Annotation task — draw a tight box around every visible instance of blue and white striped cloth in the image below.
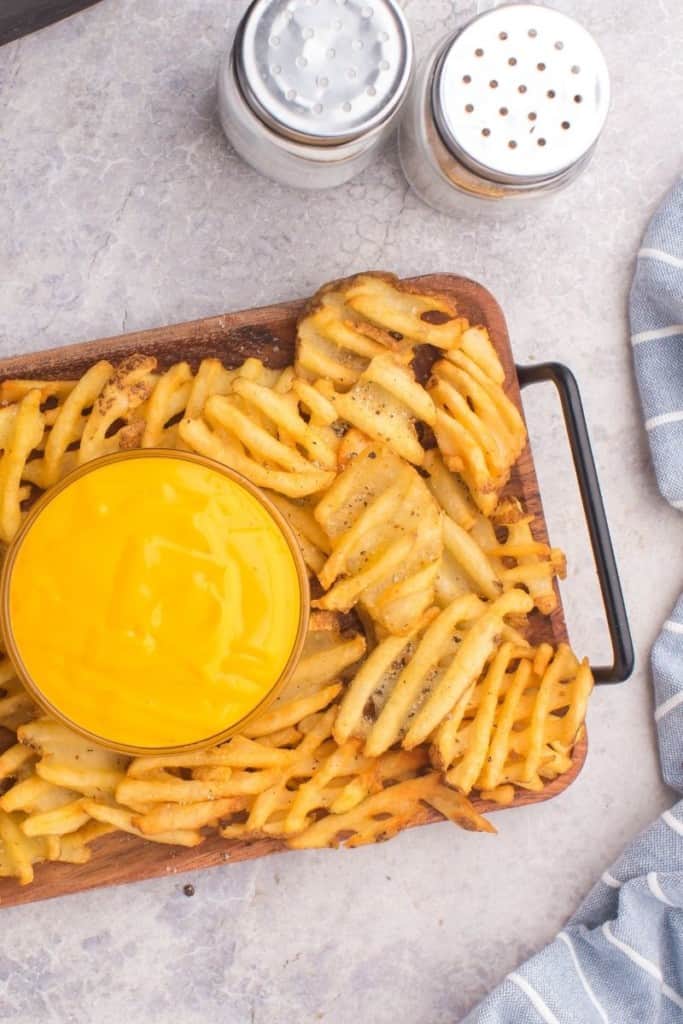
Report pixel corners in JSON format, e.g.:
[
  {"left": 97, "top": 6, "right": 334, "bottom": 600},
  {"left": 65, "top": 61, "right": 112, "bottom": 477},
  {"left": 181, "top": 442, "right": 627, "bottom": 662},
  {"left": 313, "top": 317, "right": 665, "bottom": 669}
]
[{"left": 463, "top": 177, "right": 683, "bottom": 1023}]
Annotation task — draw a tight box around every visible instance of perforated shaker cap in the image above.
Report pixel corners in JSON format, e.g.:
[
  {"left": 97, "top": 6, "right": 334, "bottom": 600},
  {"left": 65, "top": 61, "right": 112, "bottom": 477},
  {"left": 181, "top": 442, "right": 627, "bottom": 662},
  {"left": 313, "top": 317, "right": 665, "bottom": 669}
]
[
  {"left": 234, "top": 0, "right": 413, "bottom": 145},
  {"left": 433, "top": 4, "right": 610, "bottom": 185}
]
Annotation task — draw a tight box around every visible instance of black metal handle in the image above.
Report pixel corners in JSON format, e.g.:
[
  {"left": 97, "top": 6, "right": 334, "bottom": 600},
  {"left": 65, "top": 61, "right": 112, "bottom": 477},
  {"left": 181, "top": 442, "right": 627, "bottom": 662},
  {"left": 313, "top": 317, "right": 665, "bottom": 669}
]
[{"left": 516, "top": 361, "right": 634, "bottom": 684}]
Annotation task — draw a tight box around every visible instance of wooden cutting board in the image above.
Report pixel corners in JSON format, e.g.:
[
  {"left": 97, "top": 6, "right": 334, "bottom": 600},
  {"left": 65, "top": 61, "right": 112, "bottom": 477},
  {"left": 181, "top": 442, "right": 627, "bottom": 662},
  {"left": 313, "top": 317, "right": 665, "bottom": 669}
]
[{"left": 0, "top": 274, "right": 586, "bottom": 907}]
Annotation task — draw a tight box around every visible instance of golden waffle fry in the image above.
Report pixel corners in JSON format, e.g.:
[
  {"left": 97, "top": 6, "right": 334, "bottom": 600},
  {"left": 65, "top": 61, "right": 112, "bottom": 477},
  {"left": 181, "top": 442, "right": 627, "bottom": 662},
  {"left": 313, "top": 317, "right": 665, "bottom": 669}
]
[
  {"left": 449, "top": 325, "right": 506, "bottom": 385},
  {"left": 182, "top": 358, "right": 235, "bottom": 421},
  {"left": 77, "top": 354, "right": 157, "bottom": 465},
  {"left": 422, "top": 448, "right": 477, "bottom": 530},
  {"left": 56, "top": 821, "right": 115, "bottom": 864},
  {"left": 344, "top": 274, "right": 465, "bottom": 350},
  {"left": 422, "top": 462, "right": 564, "bottom": 612},
  {"left": 0, "top": 389, "right": 44, "bottom": 542},
  {"left": 287, "top": 772, "right": 494, "bottom": 849},
  {"left": 329, "top": 353, "right": 435, "bottom": 466},
  {"left": 413, "top": 589, "right": 533, "bottom": 756},
  {"left": 238, "top": 708, "right": 337, "bottom": 837},
  {"left": 21, "top": 798, "right": 91, "bottom": 838},
  {"left": 19, "top": 355, "right": 180, "bottom": 489},
  {"left": 20, "top": 361, "right": 114, "bottom": 488},
  {"left": 338, "top": 590, "right": 532, "bottom": 758},
  {"left": 80, "top": 799, "right": 202, "bottom": 848},
  {"left": 243, "top": 684, "right": 342, "bottom": 739},
  {"left": 438, "top": 514, "right": 503, "bottom": 603},
  {"left": 295, "top": 273, "right": 465, "bottom": 390},
  {"left": 488, "top": 499, "right": 566, "bottom": 614},
  {"left": 133, "top": 796, "right": 248, "bottom": 836},
  {"left": 296, "top": 292, "right": 389, "bottom": 389},
  {"left": 179, "top": 369, "right": 338, "bottom": 498},
  {"left": 0, "top": 809, "right": 59, "bottom": 884},
  {"left": 267, "top": 492, "right": 331, "bottom": 574},
  {"left": 141, "top": 361, "right": 193, "bottom": 448},
  {"left": 284, "top": 742, "right": 428, "bottom": 835},
  {"left": 0, "top": 742, "right": 34, "bottom": 781},
  {"left": 0, "top": 773, "right": 64, "bottom": 814},
  {"left": 0, "top": 378, "right": 77, "bottom": 407},
  {"left": 117, "top": 774, "right": 246, "bottom": 808},
  {"left": 313, "top": 443, "right": 442, "bottom": 634},
  {"left": 18, "top": 718, "right": 129, "bottom": 799},
  {"left": 429, "top": 343, "right": 526, "bottom": 515},
  {"left": 273, "top": 609, "right": 366, "bottom": 704},
  {"left": 440, "top": 643, "right": 593, "bottom": 793}
]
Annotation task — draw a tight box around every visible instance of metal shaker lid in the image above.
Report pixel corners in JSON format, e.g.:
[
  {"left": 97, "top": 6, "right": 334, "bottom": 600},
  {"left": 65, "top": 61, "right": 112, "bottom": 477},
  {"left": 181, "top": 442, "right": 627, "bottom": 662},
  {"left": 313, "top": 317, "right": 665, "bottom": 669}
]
[
  {"left": 432, "top": 4, "right": 610, "bottom": 186},
  {"left": 234, "top": 0, "right": 413, "bottom": 146}
]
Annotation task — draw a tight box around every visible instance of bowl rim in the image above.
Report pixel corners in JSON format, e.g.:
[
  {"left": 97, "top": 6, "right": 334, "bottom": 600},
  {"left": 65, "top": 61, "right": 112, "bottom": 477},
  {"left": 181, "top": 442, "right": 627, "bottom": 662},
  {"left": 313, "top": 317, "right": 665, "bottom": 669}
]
[{"left": 0, "top": 448, "right": 311, "bottom": 756}]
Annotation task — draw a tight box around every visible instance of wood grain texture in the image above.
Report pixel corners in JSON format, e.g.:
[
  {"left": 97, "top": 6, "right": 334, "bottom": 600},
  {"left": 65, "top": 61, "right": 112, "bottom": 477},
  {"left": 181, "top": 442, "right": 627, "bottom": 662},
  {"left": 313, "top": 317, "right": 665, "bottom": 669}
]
[{"left": 0, "top": 274, "right": 587, "bottom": 907}]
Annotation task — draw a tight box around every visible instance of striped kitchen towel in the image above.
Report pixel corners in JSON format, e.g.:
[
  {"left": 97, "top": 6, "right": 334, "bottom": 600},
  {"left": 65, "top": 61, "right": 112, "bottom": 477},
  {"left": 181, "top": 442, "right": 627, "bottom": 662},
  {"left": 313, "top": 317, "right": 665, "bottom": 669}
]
[
  {"left": 462, "top": 177, "right": 683, "bottom": 1023},
  {"left": 631, "top": 177, "right": 683, "bottom": 510}
]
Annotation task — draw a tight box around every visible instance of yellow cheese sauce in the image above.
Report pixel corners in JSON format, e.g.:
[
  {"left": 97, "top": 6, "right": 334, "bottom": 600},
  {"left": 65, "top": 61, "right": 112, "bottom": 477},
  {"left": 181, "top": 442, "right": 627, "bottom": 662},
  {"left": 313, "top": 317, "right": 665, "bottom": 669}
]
[{"left": 5, "top": 454, "right": 303, "bottom": 750}]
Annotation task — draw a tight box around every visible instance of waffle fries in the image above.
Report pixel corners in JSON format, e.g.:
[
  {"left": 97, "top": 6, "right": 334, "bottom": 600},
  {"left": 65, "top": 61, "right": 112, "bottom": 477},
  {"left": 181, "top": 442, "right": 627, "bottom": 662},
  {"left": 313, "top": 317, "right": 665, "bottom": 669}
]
[
  {"left": 0, "top": 271, "right": 592, "bottom": 888},
  {"left": 429, "top": 348, "right": 527, "bottom": 516},
  {"left": 295, "top": 272, "right": 466, "bottom": 389}
]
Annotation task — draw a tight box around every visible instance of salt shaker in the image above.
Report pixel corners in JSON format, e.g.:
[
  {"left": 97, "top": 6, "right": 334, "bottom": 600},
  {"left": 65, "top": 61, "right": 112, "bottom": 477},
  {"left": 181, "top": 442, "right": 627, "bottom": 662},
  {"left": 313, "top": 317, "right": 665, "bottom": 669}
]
[
  {"left": 398, "top": 3, "right": 610, "bottom": 215},
  {"left": 218, "top": 0, "right": 414, "bottom": 190}
]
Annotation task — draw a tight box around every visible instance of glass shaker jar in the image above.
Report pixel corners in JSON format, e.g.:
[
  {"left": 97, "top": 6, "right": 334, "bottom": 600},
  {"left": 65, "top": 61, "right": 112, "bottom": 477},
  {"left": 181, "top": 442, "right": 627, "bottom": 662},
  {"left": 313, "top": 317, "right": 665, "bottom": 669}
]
[
  {"left": 399, "top": 3, "right": 610, "bottom": 215},
  {"left": 218, "top": 0, "right": 414, "bottom": 190}
]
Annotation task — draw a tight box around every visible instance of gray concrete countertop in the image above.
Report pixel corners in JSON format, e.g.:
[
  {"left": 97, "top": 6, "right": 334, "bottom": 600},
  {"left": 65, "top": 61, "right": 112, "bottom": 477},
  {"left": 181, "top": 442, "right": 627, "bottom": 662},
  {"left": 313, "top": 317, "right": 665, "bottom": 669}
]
[{"left": 0, "top": 2, "right": 681, "bottom": 1021}]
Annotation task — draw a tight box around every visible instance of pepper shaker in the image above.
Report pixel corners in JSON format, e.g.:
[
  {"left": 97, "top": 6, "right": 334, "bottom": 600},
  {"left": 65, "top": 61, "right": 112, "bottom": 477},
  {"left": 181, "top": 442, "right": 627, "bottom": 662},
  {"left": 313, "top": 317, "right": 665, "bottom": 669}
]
[{"left": 398, "top": 3, "right": 610, "bottom": 215}]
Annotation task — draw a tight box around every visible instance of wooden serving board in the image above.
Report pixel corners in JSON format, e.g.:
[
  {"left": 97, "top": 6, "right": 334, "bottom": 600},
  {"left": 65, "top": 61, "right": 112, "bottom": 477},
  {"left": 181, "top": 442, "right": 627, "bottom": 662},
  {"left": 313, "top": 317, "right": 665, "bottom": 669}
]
[{"left": 0, "top": 274, "right": 586, "bottom": 907}]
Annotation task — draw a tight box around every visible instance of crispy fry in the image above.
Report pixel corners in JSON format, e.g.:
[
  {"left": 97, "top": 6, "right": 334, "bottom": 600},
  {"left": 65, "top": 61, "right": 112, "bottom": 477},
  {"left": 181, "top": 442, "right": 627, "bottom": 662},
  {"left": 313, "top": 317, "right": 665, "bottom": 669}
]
[
  {"left": 314, "top": 443, "right": 442, "bottom": 634},
  {"left": 430, "top": 345, "right": 526, "bottom": 515},
  {"left": 489, "top": 499, "right": 566, "bottom": 614},
  {"left": 81, "top": 799, "right": 202, "bottom": 847},
  {"left": 0, "top": 378, "right": 76, "bottom": 407},
  {"left": 363, "top": 594, "right": 485, "bottom": 756},
  {"left": 134, "top": 797, "right": 247, "bottom": 836},
  {"left": 56, "top": 821, "right": 115, "bottom": 864},
  {"left": 440, "top": 515, "right": 502, "bottom": 602},
  {"left": 179, "top": 367, "right": 339, "bottom": 498},
  {"left": 179, "top": 415, "right": 333, "bottom": 497},
  {"left": 285, "top": 743, "right": 428, "bottom": 835},
  {"left": 21, "top": 799, "right": 91, "bottom": 838},
  {"left": 439, "top": 643, "right": 592, "bottom": 795},
  {"left": 267, "top": 492, "right": 331, "bottom": 574},
  {"left": 0, "top": 809, "right": 53, "bottom": 884},
  {"left": 422, "top": 448, "right": 477, "bottom": 530},
  {"left": 297, "top": 299, "right": 387, "bottom": 389},
  {"left": 141, "top": 361, "right": 193, "bottom": 447},
  {"left": 274, "top": 609, "right": 366, "bottom": 705},
  {"left": 295, "top": 272, "right": 464, "bottom": 390},
  {"left": 412, "top": 589, "right": 533, "bottom": 754},
  {"left": 330, "top": 354, "right": 434, "bottom": 466},
  {"left": 0, "top": 742, "right": 34, "bottom": 781},
  {"left": 242, "top": 708, "right": 337, "bottom": 836},
  {"left": 77, "top": 355, "right": 157, "bottom": 465},
  {"left": 344, "top": 274, "right": 465, "bottom": 350},
  {"left": 243, "top": 683, "right": 342, "bottom": 739},
  {"left": 287, "top": 772, "right": 493, "bottom": 849},
  {"left": 18, "top": 718, "right": 129, "bottom": 799},
  {"left": 0, "top": 389, "right": 44, "bottom": 542},
  {"left": 21, "top": 361, "right": 114, "bottom": 488},
  {"left": 441, "top": 642, "right": 517, "bottom": 793},
  {"left": 449, "top": 325, "right": 505, "bottom": 384}
]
